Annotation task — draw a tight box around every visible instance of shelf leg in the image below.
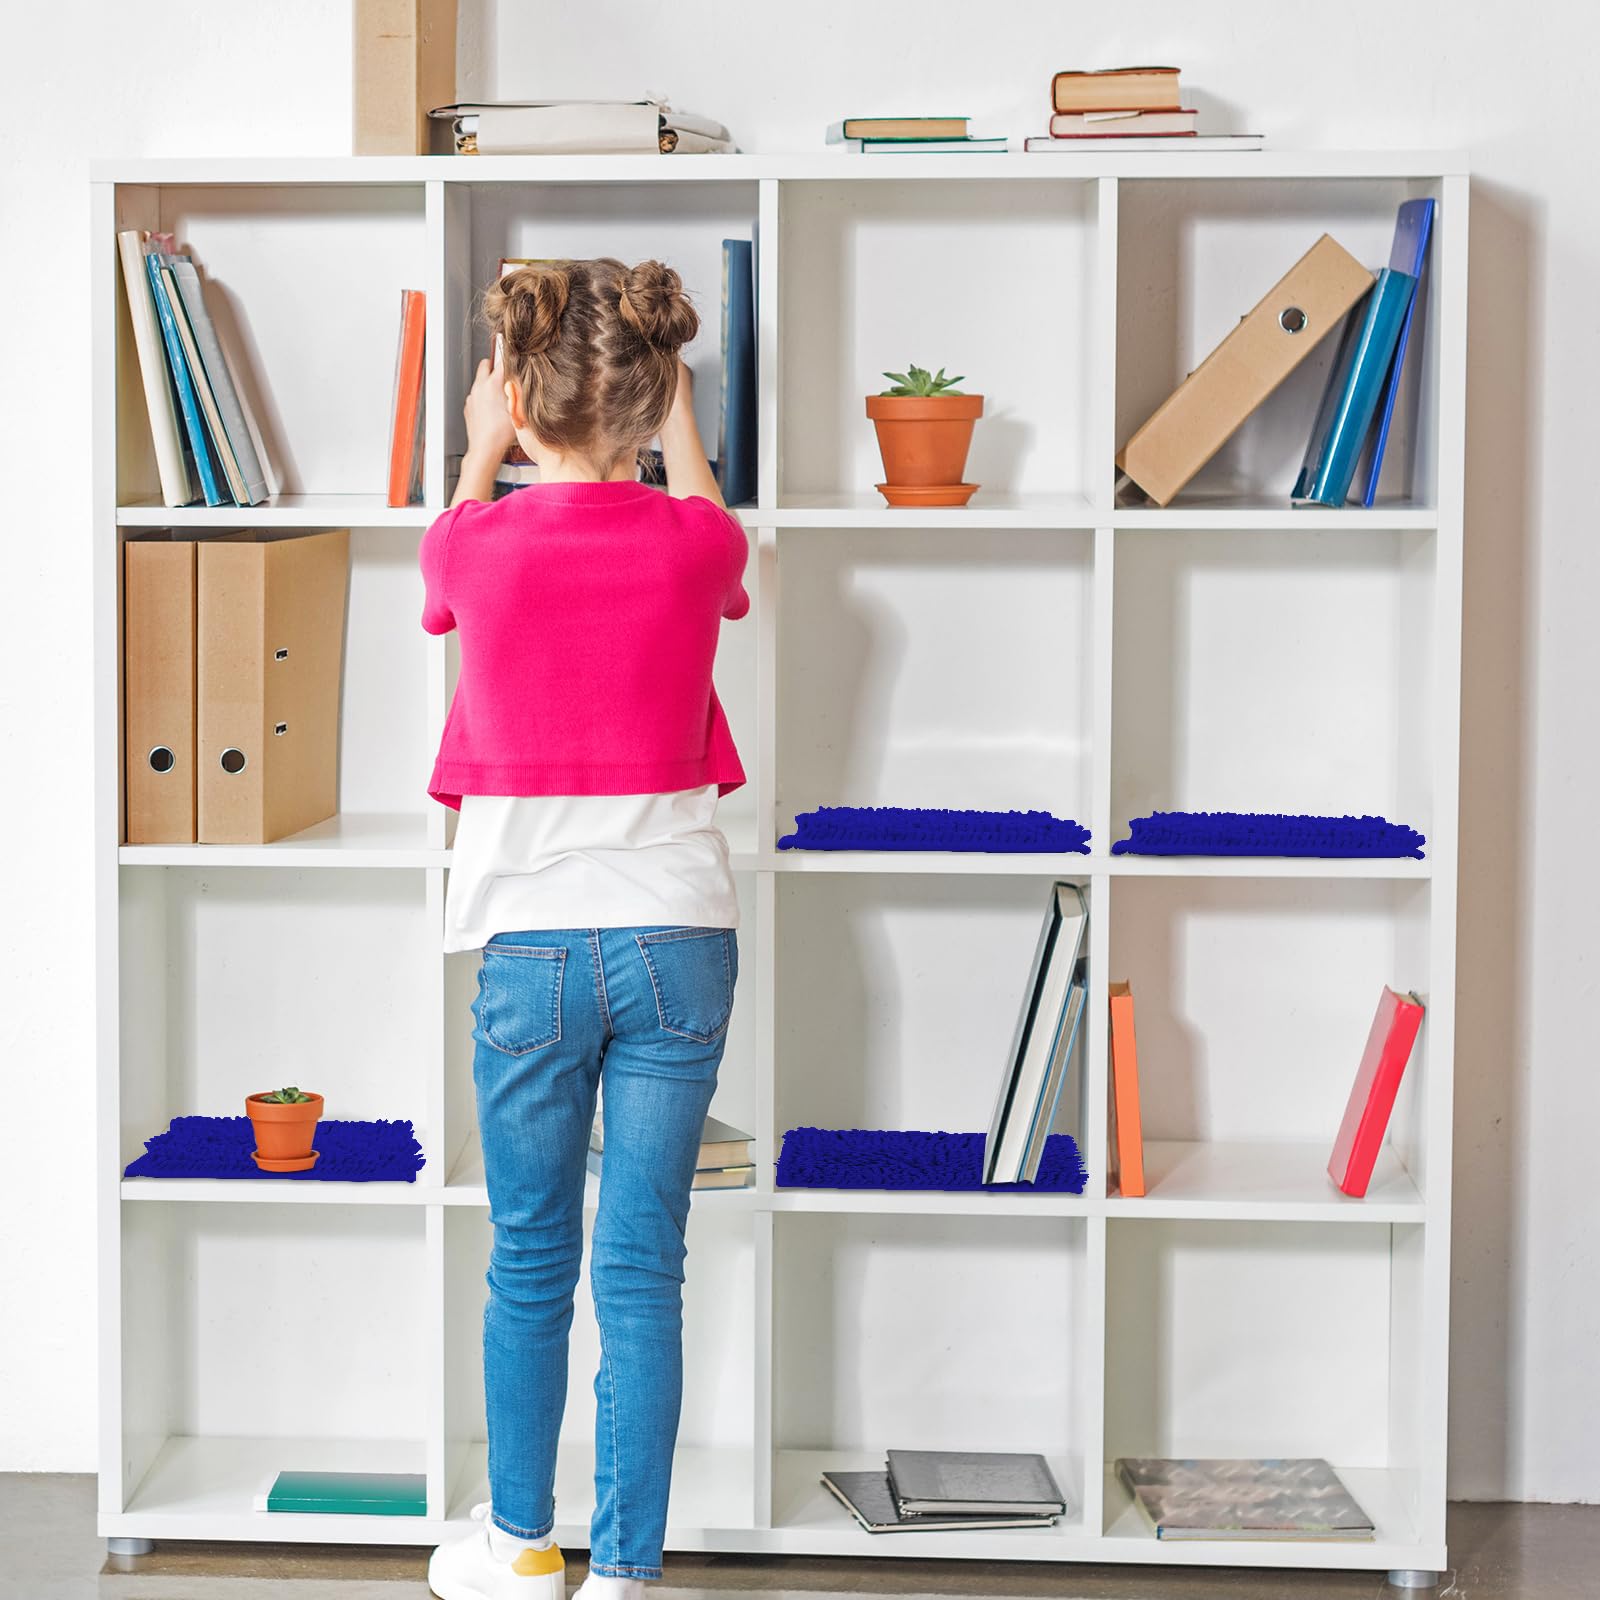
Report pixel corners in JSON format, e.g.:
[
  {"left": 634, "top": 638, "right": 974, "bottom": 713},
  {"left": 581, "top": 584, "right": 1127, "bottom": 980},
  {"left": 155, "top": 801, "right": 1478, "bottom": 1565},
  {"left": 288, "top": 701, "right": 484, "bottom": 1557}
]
[
  {"left": 106, "top": 1536, "right": 154, "bottom": 1557},
  {"left": 1387, "top": 1570, "right": 1440, "bottom": 1590}
]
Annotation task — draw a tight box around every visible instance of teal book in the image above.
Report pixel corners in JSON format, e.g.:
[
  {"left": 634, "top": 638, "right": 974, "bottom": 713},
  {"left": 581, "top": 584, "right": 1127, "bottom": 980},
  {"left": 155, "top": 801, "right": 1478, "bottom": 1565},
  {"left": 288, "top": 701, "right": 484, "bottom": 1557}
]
[
  {"left": 146, "top": 251, "right": 226, "bottom": 507},
  {"left": 1292, "top": 267, "right": 1417, "bottom": 508},
  {"left": 258, "top": 1470, "right": 426, "bottom": 1516}
]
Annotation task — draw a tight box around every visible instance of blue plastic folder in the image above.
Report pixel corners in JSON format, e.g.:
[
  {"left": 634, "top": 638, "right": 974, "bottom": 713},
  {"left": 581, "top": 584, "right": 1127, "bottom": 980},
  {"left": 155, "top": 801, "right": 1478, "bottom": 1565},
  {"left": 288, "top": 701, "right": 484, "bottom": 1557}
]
[
  {"left": 1292, "top": 267, "right": 1417, "bottom": 508},
  {"left": 1361, "top": 199, "right": 1435, "bottom": 506}
]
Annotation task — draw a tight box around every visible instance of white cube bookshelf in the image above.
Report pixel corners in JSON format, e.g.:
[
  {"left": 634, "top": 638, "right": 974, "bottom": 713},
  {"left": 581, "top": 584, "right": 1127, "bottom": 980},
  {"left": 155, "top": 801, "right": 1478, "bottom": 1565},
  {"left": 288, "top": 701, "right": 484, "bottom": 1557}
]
[{"left": 94, "top": 151, "right": 1466, "bottom": 1583}]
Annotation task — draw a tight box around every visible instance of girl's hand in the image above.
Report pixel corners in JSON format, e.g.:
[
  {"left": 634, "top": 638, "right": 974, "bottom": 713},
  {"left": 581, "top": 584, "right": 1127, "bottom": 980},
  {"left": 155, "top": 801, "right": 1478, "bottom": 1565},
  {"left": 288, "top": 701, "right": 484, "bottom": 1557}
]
[{"left": 463, "top": 348, "right": 518, "bottom": 464}]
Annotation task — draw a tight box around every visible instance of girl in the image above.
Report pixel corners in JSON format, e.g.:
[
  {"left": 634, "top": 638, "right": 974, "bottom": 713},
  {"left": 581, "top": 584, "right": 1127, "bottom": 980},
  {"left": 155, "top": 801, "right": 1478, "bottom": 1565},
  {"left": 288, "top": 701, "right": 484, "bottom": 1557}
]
[{"left": 424, "top": 259, "right": 748, "bottom": 1600}]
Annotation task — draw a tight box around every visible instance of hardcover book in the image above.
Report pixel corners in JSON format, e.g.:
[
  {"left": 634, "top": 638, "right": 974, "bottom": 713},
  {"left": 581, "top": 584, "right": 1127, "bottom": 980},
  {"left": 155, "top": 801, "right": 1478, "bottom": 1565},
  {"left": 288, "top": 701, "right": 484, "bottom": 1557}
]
[
  {"left": 255, "top": 1470, "right": 426, "bottom": 1516},
  {"left": 886, "top": 1449, "right": 1068, "bottom": 1516},
  {"left": 1108, "top": 980, "right": 1145, "bottom": 1197},
  {"left": 983, "top": 882, "right": 1089, "bottom": 1185},
  {"left": 821, "top": 1469, "right": 1059, "bottom": 1532},
  {"left": 1328, "top": 986, "right": 1425, "bottom": 1196},
  {"left": 1115, "top": 1458, "right": 1374, "bottom": 1541}
]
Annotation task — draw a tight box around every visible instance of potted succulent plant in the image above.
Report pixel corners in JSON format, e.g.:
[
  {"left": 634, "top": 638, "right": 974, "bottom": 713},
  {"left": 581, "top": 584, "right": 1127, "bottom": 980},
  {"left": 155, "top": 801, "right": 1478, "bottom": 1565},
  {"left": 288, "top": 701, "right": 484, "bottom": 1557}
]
[
  {"left": 865, "top": 363, "right": 985, "bottom": 507},
  {"left": 246, "top": 1086, "right": 324, "bottom": 1172}
]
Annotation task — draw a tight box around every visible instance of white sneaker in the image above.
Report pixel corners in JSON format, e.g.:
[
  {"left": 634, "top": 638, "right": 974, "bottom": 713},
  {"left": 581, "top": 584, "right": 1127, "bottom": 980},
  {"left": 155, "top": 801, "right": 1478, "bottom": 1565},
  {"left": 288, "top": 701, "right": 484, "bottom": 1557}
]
[{"left": 428, "top": 1503, "right": 565, "bottom": 1600}]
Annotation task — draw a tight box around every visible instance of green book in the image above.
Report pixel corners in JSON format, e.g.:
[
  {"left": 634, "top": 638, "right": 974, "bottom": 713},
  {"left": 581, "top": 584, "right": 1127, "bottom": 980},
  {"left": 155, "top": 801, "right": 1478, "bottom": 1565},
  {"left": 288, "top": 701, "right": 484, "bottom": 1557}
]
[{"left": 258, "top": 1470, "right": 426, "bottom": 1516}]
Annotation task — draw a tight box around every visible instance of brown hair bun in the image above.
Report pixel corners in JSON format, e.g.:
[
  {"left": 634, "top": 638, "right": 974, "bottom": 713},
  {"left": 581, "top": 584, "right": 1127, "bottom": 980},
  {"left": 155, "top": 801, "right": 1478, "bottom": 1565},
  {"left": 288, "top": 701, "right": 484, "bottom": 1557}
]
[
  {"left": 617, "top": 260, "right": 698, "bottom": 353},
  {"left": 486, "top": 263, "right": 569, "bottom": 355}
]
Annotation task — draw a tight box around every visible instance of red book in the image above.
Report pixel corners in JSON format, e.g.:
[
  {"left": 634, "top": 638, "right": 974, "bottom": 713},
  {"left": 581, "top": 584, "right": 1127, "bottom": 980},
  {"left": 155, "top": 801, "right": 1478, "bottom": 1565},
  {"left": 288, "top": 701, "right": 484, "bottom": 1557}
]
[
  {"left": 1328, "top": 987, "right": 1425, "bottom": 1197},
  {"left": 386, "top": 290, "right": 426, "bottom": 508}
]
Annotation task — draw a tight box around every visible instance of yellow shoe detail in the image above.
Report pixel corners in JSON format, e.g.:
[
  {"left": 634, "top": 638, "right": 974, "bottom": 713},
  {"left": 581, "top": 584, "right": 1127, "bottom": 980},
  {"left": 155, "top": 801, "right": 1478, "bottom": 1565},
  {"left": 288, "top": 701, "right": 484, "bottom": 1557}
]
[{"left": 512, "top": 1543, "right": 564, "bottom": 1577}]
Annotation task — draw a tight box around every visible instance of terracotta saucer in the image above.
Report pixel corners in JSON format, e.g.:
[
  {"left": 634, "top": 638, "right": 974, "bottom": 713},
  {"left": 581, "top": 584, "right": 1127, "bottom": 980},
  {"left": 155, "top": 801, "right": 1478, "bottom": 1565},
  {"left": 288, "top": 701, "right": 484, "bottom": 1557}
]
[
  {"left": 252, "top": 1149, "right": 320, "bottom": 1173},
  {"left": 876, "top": 482, "right": 979, "bottom": 508}
]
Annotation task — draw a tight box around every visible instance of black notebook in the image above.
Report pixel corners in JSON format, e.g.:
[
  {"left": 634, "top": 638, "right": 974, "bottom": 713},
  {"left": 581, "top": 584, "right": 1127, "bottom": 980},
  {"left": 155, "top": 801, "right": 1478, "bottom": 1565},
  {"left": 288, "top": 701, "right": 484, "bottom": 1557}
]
[
  {"left": 820, "top": 1470, "right": 1059, "bottom": 1533},
  {"left": 885, "top": 1449, "right": 1068, "bottom": 1516}
]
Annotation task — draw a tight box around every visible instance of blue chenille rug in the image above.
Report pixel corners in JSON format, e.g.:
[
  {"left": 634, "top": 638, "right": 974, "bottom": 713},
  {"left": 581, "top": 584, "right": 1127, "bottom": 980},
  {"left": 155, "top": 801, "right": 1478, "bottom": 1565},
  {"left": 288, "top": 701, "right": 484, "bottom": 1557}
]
[
  {"left": 777, "top": 807, "right": 1091, "bottom": 853},
  {"left": 123, "top": 1116, "right": 426, "bottom": 1182},
  {"left": 775, "top": 1127, "right": 1088, "bottom": 1193},
  {"left": 1111, "top": 810, "right": 1426, "bottom": 859}
]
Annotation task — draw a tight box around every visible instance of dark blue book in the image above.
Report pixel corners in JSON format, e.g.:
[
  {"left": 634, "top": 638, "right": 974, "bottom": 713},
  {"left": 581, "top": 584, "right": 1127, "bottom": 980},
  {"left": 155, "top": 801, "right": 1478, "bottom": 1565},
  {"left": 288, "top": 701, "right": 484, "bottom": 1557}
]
[
  {"left": 1291, "top": 267, "right": 1416, "bottom": 508},
  {"left": 146, "top": 251, "right": 226, "bottom": 506},
  {"left": 716, "top": 239, "right": 756, "bottom": 507},
  {"left": 1360, "top": 198, "right": 1435, "bottom": 507}
]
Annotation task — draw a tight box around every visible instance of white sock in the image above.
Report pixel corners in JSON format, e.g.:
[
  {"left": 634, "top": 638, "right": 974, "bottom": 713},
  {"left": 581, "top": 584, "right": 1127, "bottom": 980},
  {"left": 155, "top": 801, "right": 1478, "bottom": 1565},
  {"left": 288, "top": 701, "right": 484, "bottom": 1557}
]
[
  {"left": 487, "top": 1519, "right": 556, "bottom": 1563},
  {"left": 575, "top": 1578, "right": 646, "bottom": 1600}
]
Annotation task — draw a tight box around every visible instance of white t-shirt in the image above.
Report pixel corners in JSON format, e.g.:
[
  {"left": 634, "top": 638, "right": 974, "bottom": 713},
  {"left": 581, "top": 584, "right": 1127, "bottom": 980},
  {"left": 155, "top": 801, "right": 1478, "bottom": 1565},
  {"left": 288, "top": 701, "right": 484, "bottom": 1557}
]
[{"left": 442, "top": 785, "right": 740, "bottom": 954}]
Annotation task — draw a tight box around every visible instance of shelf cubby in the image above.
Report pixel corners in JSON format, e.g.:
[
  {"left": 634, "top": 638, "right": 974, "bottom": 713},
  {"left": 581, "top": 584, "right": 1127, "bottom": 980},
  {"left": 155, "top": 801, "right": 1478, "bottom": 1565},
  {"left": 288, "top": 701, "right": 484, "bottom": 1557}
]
[
  {"left": 116, "top": 867, "right": 440, "bottom": 1185},
  {"left": 1115, "top": 176, "right": 1444, "bottom": 515},
  {"left": 1103, "top": 875, "right": 1432, "bottom": 1201},
  {"left": 774, "top": 873, "right": 1090, "bottom": 1154},
  {"left": 778, "top": 178, "right": 1100, "bottom": 511},
  {"left": 1110, "top": 525, "right": 1436, "bottom": 836},
  {"left": 115, "top": 1202, "right": 427, "bottom": 1535},
  {"left": 771, "top": 1210, "right": 1093, "bottom": 1541},
  {"left": 775, "top": 526, "right": 1095, "bottom": 839},
  {"left": 1103, "top": 1217, "right": 1432, "bottom": 1562},
  {"left": 443, "top": 1204, "right": 757, "bottom": 1536}
]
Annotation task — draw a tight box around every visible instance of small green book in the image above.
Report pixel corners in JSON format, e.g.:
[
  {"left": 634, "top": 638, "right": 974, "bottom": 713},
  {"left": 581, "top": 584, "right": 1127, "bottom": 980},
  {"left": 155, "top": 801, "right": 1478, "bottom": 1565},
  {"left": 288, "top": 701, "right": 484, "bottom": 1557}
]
[{"left": 258, "top": 1470, "right": 426, "bottom": 1516}]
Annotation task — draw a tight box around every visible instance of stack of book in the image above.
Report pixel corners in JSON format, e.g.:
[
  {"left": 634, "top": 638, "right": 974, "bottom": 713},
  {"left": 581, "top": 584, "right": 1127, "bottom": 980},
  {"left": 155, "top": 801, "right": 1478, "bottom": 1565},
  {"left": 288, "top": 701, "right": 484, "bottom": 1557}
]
[
  {"left": 117, "top": 231, "right": 274, "bottom": 509},
  {"left": 1024, "top": 66, "right": 1262, "bottom": 153},
  {"left": 589, "top": 1113, "right": 754, "bottom": 1190},
  {"left": 822, "top": 1450, "right": 1067, "bottom": 1534},
  {"left": 827, "top": 116, "right": 1006, "bottom": 155},
  {"left": 431, "top": 101, "right": 733, "bottom": 156}
]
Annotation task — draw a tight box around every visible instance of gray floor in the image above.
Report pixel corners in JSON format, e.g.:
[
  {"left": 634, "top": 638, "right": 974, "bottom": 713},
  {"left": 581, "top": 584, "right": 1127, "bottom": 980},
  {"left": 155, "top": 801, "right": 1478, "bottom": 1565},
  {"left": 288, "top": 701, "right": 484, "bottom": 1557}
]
[{"left": 2, "top": 1474, "right": 1592, "bottom": 1600}]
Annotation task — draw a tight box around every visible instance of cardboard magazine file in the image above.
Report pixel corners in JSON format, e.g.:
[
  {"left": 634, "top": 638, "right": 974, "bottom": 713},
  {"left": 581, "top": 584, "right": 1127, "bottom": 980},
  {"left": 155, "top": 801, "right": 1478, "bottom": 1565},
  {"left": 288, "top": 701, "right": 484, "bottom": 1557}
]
[
  {"left": 197, "top": 529, "right": 350, "bottom": 845},
  {"left": 353, "top": 0, "right": 457, "bottom": 156},
  {"left": 1116, "top": 234, "right": 1375, "bottom": 507},
  {"left": 124, "top": 531, "right": 199, "bottom": 844}
]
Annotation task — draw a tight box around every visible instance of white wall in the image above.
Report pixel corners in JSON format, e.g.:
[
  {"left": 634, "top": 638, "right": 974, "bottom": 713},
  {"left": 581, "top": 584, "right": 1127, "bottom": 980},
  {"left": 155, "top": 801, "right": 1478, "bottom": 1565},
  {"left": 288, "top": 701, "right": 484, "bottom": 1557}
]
[{"left": 1, "top": 0, "right": 1592, "bottom": 1504}]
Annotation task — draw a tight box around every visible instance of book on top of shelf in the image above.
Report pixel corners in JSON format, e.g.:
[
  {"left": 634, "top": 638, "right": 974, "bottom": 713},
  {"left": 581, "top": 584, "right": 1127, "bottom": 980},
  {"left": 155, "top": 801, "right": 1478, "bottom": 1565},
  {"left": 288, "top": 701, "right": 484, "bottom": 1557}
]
[
  {"left": 852, "top": 137, "right": 1009, "bottom": 154},
  {"left": 1115, "top": 1458, "right": 1374, "bottom": 1541},
  {"left": 1025, "top": 133, "right": 1262, "bottom": 153},
  {"left": 821, "top": 1470, "right": 1059, "bottom": 1533},
  {"left": 1049, "top": 108, "right": 1197, "bottom": 137},
  {"left": 432, "top": 101, "right": 733, "bottom": 156},
  {"left": 254, "top": 1470, "right": 425, "bottom": 1516},
  {"left": 886, "top": 1450, "right": 1068, "bottom": 1517},
  {"left": 1052, "top": 66, "right": 1181, "bottom": 114},
  {"left": 826, "top": 116, "right": 970, "bottom": 141},
  {"left": 1328, "top": 986, "right": 1424, "bottom": 1197},
  {"left": 593, "top": 1111, "right": 751, "bottom": 1168}
]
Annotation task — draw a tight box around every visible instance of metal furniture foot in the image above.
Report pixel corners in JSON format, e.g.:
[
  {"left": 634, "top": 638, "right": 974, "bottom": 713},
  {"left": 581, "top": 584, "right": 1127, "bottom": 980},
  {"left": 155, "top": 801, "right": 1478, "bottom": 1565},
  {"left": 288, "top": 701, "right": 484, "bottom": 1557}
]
[
  {"left": 106, "top": 1536, "right": 154, "bottom": 1556},
  {"left": 1387, "top": 1572, "right": 1439, "bottom": 1591}
]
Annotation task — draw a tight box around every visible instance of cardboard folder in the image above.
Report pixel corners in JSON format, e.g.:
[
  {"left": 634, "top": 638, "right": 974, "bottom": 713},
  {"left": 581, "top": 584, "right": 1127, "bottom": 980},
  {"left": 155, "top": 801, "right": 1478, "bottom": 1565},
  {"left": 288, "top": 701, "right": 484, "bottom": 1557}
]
[
  {"left": 197, "top": 529, "right": 350, "bottom": 844},
  {"left": 123, "top": 532, "right": 199, "bottom": 844},
  {"left": 1116, "top": 234, "right": 1375, "bottom": 507}
]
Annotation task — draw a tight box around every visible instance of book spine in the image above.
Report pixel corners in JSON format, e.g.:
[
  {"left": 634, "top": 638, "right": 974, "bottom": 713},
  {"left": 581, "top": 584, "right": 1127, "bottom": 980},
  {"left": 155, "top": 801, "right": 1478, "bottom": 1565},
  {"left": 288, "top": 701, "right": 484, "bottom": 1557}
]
[{"left": 147, "top": 253, "right": 224, "bottom": 507}]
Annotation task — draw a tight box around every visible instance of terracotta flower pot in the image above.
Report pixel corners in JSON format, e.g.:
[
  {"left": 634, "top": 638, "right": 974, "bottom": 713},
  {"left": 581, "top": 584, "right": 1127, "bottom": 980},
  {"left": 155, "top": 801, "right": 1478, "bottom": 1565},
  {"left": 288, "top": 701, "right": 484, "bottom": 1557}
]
[
  {"left": 866, "top": 393, "right": 985, "bottom": 504},
  {"left": 246, "top": 1091, "right": 324, "bottom": 1171}
]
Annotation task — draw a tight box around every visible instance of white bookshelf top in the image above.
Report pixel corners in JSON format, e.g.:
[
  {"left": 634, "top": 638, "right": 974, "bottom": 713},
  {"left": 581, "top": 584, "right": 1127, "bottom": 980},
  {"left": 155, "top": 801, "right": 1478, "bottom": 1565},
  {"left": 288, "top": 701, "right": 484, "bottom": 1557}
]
[
  {"left": 91, "top": 151, "right": 1469, "bottom": 186},
  {"left": 116, "top": 494, "right": 433, "bottom": 529}
]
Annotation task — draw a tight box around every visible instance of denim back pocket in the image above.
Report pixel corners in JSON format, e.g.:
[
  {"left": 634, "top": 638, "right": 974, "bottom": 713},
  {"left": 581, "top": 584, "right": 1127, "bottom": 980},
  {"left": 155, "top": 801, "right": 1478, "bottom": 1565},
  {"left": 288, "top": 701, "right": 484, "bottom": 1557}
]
[
  {"left": 474, "top": 943, "right": 566, "bottom": 1055},
  {"left": 635, "top": 928, "right": 737, "bottom": 1043}
]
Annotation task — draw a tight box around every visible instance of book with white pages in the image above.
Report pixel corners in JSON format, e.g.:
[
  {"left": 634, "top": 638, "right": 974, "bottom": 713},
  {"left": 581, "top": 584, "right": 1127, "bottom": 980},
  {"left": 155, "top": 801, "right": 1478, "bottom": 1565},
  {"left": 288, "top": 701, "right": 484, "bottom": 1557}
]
[
  {"left": 116, "top": 230, "right": 196, "bottom": 507},
  {"left": 820, "top": 1470, "right": 1059, "bottom": 1533},
  {"left": 983, "top": 881, "right": 1089, "bottom": 1184}
]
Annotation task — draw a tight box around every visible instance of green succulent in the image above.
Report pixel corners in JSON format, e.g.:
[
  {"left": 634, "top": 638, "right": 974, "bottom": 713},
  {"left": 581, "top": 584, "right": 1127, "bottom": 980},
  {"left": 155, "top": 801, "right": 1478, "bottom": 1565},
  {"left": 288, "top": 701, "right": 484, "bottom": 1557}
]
[
  {"left": 258, "top": 1086, "right": 314, "bottom": 1104},
  {"left": 879, "top": 364, "right": 966, "bottom": 397}
]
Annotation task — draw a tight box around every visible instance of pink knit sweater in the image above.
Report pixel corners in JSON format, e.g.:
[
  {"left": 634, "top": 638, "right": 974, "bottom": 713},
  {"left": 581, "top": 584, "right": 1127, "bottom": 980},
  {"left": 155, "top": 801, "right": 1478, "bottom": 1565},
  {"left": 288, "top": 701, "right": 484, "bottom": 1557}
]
[{"left": 419, "top": 482, "right": 749, "bottom": 809}]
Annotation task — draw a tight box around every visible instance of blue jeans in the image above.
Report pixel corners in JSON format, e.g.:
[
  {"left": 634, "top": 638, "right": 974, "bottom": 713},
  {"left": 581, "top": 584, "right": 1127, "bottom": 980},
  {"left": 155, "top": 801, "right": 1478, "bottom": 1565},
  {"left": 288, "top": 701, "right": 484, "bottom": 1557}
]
[{"left": 471, "top": 926, "right": 737, "bottom": 1579}]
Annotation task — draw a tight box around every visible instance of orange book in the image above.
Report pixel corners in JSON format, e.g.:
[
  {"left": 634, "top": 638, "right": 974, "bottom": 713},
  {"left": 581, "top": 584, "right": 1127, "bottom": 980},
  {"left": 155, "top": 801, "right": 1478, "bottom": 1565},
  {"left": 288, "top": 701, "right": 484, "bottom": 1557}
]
[
  {"left": 1108, "top": 981, "right": 1145, "bottom": 1197},
  {"left": 386, "top": 289, "right": 426, "bottom": 507}
]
